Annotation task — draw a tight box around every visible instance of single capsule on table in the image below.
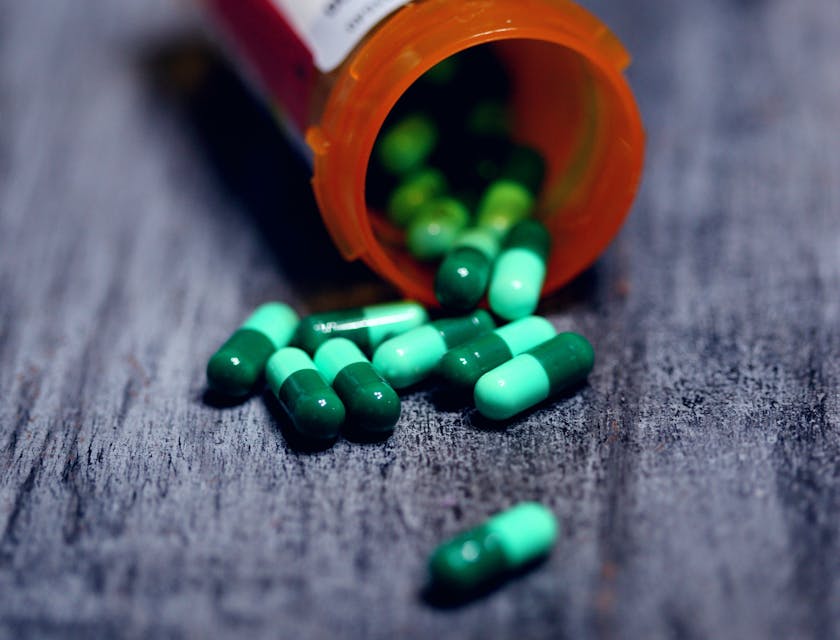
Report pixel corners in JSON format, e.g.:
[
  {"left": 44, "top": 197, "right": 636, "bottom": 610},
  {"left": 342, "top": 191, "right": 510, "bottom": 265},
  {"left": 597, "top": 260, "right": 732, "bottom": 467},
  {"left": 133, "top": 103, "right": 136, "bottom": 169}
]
[
  {"left": 437, "top": 316, "right": 557, "bottom": 391},
  {"left": 314, "top": 338, "right": 401, "bottom": 434},
  {"left": 434, "top": 227, "right": 500, "bottom": 312},
  {"left": 474, "top": 332, "right": 594, "bottom": 421},
  {"left": 206, "top": 302, "right": 299, "bottom": 398},
  {"left": 376, "top": 113, "right": 438, "bottom": 176},
  {"left": 294, "top": 301, "right": 428, "bottom": 355},
  {"left": 406, "top": 197, "right": 470, "bottom": 261},
  {"left": 266, "top": 347, "right": 345, "bottom": 440},
  {"left": 476, "top": 145, "right": 546, "bottom": 239},
  {"left": 429, "top": 502, "right": 558, "bottom": 594},
  {"left": 489, "top": 219, "right": 551, "bottom": 321},
  {"left": 373, "top": 310, "right": 495, "bottom": 389},
  {"left": 387, "top": 169, "right": 447, "bottom": 228}
]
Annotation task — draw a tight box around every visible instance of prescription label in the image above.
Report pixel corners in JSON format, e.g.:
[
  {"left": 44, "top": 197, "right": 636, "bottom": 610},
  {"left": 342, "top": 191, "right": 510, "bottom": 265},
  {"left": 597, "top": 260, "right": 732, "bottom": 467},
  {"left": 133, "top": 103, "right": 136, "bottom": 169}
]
[{"left": 270, "top": 0, "right": 412, "bottom": 71}]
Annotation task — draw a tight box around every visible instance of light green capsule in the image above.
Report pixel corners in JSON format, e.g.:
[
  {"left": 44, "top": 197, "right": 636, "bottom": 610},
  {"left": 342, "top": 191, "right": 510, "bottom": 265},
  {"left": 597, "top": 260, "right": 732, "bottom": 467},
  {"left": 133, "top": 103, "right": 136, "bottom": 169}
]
[
  {"left": 387, "top": 169, "right": 447, "bottom": 228},
  {"left": 372, "top": 311, "right": 495, "bottom": 389},
  {"left": 437, "top": 316, "right": 557, "bottom": 390},
  {"left": 314, "top": 338, "right": 401, "bottom": 434},
  {"left": 295, "top": 301, "right": 429, "bottom": 355},
  {"left": 429, "top": 502, "right": 558, "bottom": 593},
  {"left": 474, "top": 333, "right": 594, "bottom": 420},
  {"left": 266, "top": 347, "right": 345, "bottom": 440},
  {"left": 476, "top": 180, "right": 535, "bottom": 240},
  {"left": 489, "top": 220, "right": 552, "bottom": 320},
  {"left": 434, "top": 227, "right": 500, "bottom": 311},
  {"left": 377, "top": 114, "right": 438, "bottom": 176},
  {"left": 206, "top": 302, "right": 299, "bottom": 397},
  {"left": 406, "top": 197, "right": 470, "bottom": 261}
]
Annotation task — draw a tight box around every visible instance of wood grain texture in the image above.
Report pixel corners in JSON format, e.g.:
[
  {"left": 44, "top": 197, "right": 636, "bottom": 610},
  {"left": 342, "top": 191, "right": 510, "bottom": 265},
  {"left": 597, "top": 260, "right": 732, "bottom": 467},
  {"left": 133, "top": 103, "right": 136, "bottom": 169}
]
[{"left": 2, "top": 1, "right": 840, "bottom": 638}]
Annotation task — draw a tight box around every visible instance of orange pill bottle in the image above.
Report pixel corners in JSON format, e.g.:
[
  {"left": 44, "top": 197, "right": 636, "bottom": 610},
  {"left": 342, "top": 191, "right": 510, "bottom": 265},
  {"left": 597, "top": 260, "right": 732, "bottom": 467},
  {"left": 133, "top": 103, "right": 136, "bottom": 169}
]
[{"left": 205, "top": 0, "right": 645, "bottom": 306}]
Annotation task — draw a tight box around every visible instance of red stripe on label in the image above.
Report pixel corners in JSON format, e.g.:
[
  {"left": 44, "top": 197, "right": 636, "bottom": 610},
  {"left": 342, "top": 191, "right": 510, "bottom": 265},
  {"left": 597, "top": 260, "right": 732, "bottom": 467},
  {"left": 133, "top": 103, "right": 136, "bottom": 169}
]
[{"left": 206, "top": 0, "right": 315, "bottom": 133}]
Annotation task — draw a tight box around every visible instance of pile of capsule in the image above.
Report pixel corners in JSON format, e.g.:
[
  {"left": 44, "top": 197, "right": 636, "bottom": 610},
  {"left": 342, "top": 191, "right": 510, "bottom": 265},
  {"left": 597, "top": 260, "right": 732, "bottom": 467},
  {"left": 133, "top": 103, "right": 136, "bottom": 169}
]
[
  {"left": 207, "top": 300, "right": 594, "bottom": 440},
  {"left": 368, "top": 47, "right": 551, "bottom": 321},
  {"left": 204, "top": 47, "right": 597, "bottom": 597}
]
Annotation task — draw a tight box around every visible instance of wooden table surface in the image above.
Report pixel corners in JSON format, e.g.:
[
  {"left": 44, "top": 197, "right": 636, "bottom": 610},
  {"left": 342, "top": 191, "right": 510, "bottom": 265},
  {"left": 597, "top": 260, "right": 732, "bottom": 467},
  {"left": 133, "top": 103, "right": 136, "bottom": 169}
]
[{"left": 2, "top": 1, "right": 839, "bottom": 638}]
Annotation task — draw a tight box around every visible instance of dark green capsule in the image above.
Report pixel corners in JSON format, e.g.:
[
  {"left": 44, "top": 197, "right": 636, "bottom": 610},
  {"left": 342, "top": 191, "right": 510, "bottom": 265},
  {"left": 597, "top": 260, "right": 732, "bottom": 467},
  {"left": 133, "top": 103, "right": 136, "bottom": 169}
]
[
  {"left": 294, "top": 301, "right": 428, "bottom": 355},
  {"left": 266, "top": 347, "right": 345, "bottom": 440},
  {"left": 314, "top": 338, "right": 401, "bottom": 434},
  {"left": 372, "top": 310, "right": 496, "bottom": 389},
  {"left": 206, "top": 303, "right": 299, "bottom": 397},
  {"left": 435, "top": 227, "right": 500, "bottom": 311},
  {"left": 429, "top": 503, "right": 558, "bottom": 593},
  {"left": 437, "top": 316, "right": 556, "bottom": 390},
  {"left": 421, "top": 56, "right": 459, "bottom": 85}
]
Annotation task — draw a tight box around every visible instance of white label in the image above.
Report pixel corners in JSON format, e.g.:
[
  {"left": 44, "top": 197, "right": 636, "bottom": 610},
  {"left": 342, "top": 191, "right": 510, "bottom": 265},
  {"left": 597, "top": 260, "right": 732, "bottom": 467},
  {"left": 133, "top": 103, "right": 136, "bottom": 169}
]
[{"left": 272, "top": 0, "right": 412, "bottom": 72}]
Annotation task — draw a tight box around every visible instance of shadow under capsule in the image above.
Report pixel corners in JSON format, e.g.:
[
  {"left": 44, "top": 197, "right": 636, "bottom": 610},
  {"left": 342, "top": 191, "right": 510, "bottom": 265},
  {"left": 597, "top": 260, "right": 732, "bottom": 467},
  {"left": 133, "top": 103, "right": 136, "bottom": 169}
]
[
  {"left": 420, "top": 555, "right": 550, "bottom": 609},
  {"left": 464, "top": 379, "right": 591, "bottom": 432},
  {"left": 201, "top": 387, "right": 252, "bottom": 409}
]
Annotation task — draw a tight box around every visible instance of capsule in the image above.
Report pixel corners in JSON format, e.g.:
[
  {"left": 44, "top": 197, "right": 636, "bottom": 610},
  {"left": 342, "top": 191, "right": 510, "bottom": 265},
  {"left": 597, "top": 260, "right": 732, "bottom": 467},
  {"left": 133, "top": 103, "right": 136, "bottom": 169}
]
[
  {"left": 314, "top": 338, "right": 401, "bottom": 434},
  {"left": 206, "top": 302, "right": 299, "bottom": 397},
  {"left": 266, "top": 347, "right": 345, "bottom": 439},
  {"left": 377, "top": 114, "right": 438, "bottom": 176},
  {"left": 294, "top": 301, "right": 429, "bottom": 355},
  {"left": 476, "top": 146, "right": 546, "bottom": 239},
  {"left": 438, "top": 316, "right": 557, "bottom": 390},
  {"left": 406, "top": 197, "right": 470, "bottom": 261},
  {"left": 502, "top": 145, "right": 546, "bottom": 196},
  {"left": 372, "top": 310, "right": 495, "bottom": 389},
  {"left": 434, "top": 227, "right": 500, "bottom": 311},
  {"left": 466, "top": 100, "right": 511, "bottom": 138},
  {"left": 475, "top": 180, "right": 535, "bottom": 240},
  {"left": 429, "top": 502, "right": 558, "bottom": 593},
  {"left": 474, "top": 333, "right": 594, "bottom": 421},
  {"left": 387, "top": 168, "right": 447, "bottom": 228},
  {"left": 488, "top": 220, "right": 551, "bottom": 321}
]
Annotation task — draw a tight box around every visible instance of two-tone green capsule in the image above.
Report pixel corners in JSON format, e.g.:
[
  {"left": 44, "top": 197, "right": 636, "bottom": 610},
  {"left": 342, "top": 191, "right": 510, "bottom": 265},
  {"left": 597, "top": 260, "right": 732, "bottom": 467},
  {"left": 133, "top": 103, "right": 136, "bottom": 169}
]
[
  {"left": 314, "top": 338, "right": 401, "bottom": 434},
  {"left": 294, "top": 301, "right": 428, "bottom": 355},
  {"left": 475, "top": 332, "right": 594, "bottom": 420},
  {"left": 206, "top": 302, "right": 299, "bottom": 397},
  {"left": 489, "top": 220, "right": 551, "bottom": 320},
  {"left": 429, "top": 502, "right": 558, "bottom": 594},
  {"left": 434, "top": 227, "right": 500, "bottom": 311},
  {"left": 373, "top": 310, "right": 495, "bottom": 389},
  {"left": 437, "top": 316, "right": 556, "bottom": 390},
  {"left": 266, "top": 347, "right": 345, "bottom": 440},
  {"left": 406, "top": 197, "right": 470, "bottom": 261}
]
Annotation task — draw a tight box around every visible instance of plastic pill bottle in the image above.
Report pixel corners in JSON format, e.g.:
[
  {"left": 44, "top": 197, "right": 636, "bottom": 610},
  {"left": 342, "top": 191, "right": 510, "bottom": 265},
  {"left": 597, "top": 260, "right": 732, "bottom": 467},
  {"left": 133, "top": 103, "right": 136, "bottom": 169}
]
[{"left": 205, "top": 0, "right": 645, "bottom": 306}]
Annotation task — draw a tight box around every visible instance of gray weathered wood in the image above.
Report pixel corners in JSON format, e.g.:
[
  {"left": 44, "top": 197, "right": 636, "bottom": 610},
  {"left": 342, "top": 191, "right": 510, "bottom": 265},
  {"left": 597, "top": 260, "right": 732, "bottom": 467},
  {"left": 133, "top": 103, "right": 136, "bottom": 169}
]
[{"left": 2, "top": 0, "right": 840, "bottom": 638}]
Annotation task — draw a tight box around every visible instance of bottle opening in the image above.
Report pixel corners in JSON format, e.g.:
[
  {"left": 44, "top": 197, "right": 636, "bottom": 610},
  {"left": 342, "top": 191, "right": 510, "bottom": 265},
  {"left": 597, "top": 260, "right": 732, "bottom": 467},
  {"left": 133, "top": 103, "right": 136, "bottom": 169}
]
[{"left": 311, "top": 1, "right": 644, "bottom": 307}]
